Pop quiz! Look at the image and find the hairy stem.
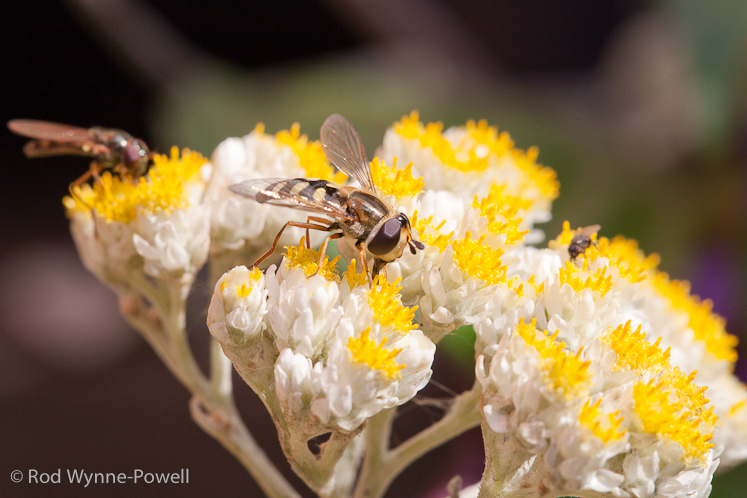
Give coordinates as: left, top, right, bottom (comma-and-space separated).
353, 382, 482, 498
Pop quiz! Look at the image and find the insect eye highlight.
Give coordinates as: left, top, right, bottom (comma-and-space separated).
368, 217, 403, 256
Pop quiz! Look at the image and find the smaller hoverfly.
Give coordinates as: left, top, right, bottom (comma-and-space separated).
7, 119, 151, 190
568, 224, 601, 261
229, 114, 425, 283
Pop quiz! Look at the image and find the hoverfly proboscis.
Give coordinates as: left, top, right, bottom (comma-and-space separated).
7, 119, 152, 193
568, 224, 601, 261
229, 114, 425, 284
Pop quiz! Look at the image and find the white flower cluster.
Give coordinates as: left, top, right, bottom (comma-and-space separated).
59, 111, 747, 498
471, 224, 747, 497
65, 147, 212, 289
207, 244, 435, 433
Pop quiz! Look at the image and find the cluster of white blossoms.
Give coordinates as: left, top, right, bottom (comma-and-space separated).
60, 111, 747, 498
207, 242, 435, 434
64, 147, 212, 290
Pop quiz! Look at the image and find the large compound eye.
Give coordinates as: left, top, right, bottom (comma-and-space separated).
367, 217, 403, 256
123, 141, 149, 174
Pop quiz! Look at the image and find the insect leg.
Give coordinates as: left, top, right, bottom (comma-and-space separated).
306, 216, 332, 249
310, 233, 343, 277
356, 241, 373, 287
252, 220, 330, 269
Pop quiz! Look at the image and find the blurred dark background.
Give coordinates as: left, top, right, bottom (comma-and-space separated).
1, 1, 746, 496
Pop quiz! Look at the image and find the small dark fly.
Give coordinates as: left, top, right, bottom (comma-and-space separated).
229, 114, 425, 283
568, 224, 601, 261
7, 119, 151, 190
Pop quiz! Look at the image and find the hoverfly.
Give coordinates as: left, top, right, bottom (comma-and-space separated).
229, 114, 425, 283
7, 119, 151, 190
568, 224, 601, 261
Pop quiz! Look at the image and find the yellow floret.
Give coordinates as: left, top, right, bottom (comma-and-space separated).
283, 237, 340, 282
369, 157, 424, 200
603, 321, 670, 373
347, 328, 405, 380
367, 276, 417, 333
471, 185, 529, 245
451, 232, 507, 286
651, 273, 738, 364
274, 123, 347, 184
344, 259, 368, 289
558, 260, 613, 297
515, 318, 592, 400
410, 211, 454, 252
64, 147, 206, 223
580, 399, 627, 443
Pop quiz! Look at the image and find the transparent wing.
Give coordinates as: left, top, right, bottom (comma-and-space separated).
320, 114, 375, 191
577, 224, 601, 237
229, 178, 350, 219
7, 119, 95, 142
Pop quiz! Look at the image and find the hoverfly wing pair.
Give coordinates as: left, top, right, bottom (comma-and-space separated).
229, 114, 424, 282
7, 119, 152, 188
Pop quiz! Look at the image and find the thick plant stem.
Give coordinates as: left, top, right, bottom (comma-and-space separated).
353, 382, 482, 498
119, 280, 301, 498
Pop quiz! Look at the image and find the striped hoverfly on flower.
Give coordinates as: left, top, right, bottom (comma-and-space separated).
229, 114, 425, 283
7, 119, 152, 190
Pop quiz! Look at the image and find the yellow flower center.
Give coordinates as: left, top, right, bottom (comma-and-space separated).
344, 259, 368, 289
410, 211, 453, 252
633, 378, 715, 465
451, 232, 507, 286
515, 318, 592, 400
220, 267, 263, 298
283, 237, 340, 282
651, 273, 738, 364
393, 111, 559, 201
580, 399, 626, 443
602, 321, 716, 465
63, 147, 206, 223
369, 157, 424, 199
558, 260, 613, 297
367, 276, 417, 333
603, 321, 670, 373
274, 123, 347, 184
471, 185, 529, 244
347, 328, 405, 380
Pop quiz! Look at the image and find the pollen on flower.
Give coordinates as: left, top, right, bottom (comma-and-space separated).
451, 232, 507, 286
729, 399, 747, 416
580, 399, 627, 443
651, 273, 738, 364
347, 328, 405, 380
367, 276, 417, 333
275, 123, 347, 184
515, 318, 592, 400
220, 267, 263, 297
64, 147, 206, 223
410, 211, 453, 252
586, 235, 657, 284
393, 111, 559, 202
369, 157, 424, 199
283, 237, 340, 282
558, 260, 613, 297
603, 321, 670, 373
472, 185, 529, 245
344, 259, 368, 289
633, 378, 716, 465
